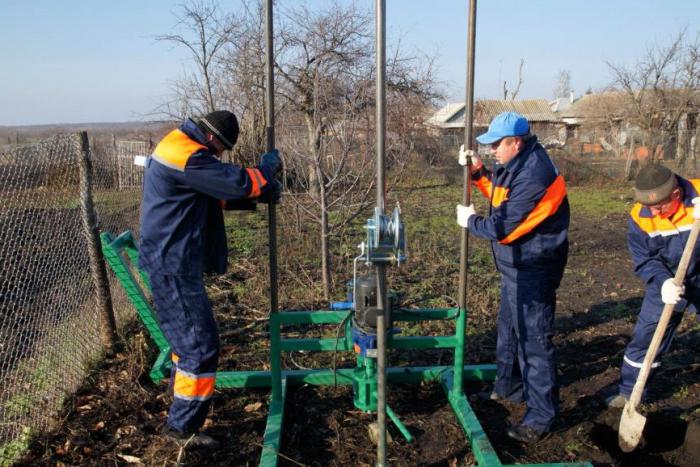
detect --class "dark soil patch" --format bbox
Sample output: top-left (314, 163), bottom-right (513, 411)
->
top-left (19, 202), bottom-right (700, 466)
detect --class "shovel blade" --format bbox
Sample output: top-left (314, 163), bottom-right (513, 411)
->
top-left (618, 402), bottom-right (646, 452)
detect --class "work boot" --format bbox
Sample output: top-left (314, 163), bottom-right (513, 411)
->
top-left (605, 393), bottom-right (628, 409)
top-left (475, 389), bottom-right (523, 404)
top-left (161, 425), bottom-right (221, 450)
top-left (506, 424), bottom-right (544, 444)
top-left (476, 391), bottom-right (502, 401)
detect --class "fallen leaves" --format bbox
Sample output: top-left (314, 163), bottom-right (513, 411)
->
top-left (117, 453), bottom-right (144, 465)
top-left (244, 401), bottom-right (263, 413)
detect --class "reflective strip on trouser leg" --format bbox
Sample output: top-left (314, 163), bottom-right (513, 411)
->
top-left (619, 287), bottom-right (686, 397)
top-left (503, 276), bottom-right (559, 433)
top-left (149, 273), bottom-right (220, 433)
top-left (495, 279), bottom-right (523, 401)
top-left (173, 368), bottom-right (216, 400)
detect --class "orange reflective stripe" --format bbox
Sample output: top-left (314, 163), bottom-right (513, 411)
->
top-left (474, 174), bottom-right (492, 199)
top-left (631, 202), bottom-right (694, 237)
top-left (171, 353), bottom-right (180, 364)
top-left (492, 186), bottom-right (510, 208)
top-left (500, 175), bottom-right (567, 245)
top-left (152, 129), bottom-right (207, 171)
top-left (173, 369), bottom-right (216, 399)
top-left (245, 168), bottom-right (268, 198)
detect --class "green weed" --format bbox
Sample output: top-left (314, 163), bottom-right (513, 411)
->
top-left (564, 441), bottom-right (582, 455)
top-left (674, 385), bottom-right (690, 399)
top-left (567, 187), bottom-right (631, 217)
top-left (0, 426), bottom-right (33, 467)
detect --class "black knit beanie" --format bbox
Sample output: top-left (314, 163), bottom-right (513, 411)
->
top-left (634, 163), bottom-right (678, 205)
top-left (198, 110), bottom-right (239, 150)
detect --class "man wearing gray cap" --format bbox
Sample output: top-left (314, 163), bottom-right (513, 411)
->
top-left (607, 163), bottom-right (700, 408)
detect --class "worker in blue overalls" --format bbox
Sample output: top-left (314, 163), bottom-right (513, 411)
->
top-left (607, 164), bottom-right (700, 408)
top-left (139, 110), bottom-right (282, 448)
top-left (456, 111), bottom-right (570, 443)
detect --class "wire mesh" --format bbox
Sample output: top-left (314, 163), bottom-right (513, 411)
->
top-left (0, 134), bottom-right (144, 464)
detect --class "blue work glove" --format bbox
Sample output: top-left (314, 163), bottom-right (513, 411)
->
top-left (259, 179), bottom-right (283, 205)
top-left (260, 149), bottom-right (282, 176)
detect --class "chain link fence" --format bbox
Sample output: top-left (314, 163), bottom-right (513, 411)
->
top-left (0, 134), bottom-right (143, 464)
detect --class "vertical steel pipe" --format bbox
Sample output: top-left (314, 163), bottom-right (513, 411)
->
top-left (455, 0), bottom-right (477, 394)
top-left (375, 1), bottom-right (387, 465)
top-left (265, 0), bottom-right (282, 400)
top-left (376, 0), bottom-right (386, 213)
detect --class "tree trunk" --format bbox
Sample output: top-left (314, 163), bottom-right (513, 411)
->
top-left (320, 186), bottom-right (331, 300)
top-left (305, 114), bottom-right (321, 198)
top-left (624, 135), bottom-right (636, 180)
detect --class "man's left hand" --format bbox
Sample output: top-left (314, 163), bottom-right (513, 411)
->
top-left (456, 203), bottom-right (476, 228)
top-left (261, 149), bottom-right (282, 176)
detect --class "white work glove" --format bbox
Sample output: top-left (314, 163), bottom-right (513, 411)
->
top-left (661, 278), bottom-right (684, 305)
top-left (458, 144), bottom-right (483, 171)
top-left (693, 197), bottom-right (700, 219)
top-left (456, 203), bottom-right (476, 228)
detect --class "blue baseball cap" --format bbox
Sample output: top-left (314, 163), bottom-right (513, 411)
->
top-left (476, 111), bottom-right (529, 145)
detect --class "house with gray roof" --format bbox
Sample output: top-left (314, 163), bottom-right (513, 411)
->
top-left (428, 99), bottom-right (566, 148)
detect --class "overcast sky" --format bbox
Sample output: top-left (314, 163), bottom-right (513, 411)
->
top-left (1, 0), bottom-right (697, 125)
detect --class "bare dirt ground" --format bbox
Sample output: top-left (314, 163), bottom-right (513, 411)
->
top-left (19, 190), bottom-right (700, 466)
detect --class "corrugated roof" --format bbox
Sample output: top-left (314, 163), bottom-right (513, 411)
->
top-left (427, 99), bottom-right (559, 129)
top-left (476, 99), bottom-right (558, 123)
top-left (559, 92), bottom-right (626, 119)
top-left (426, 102), bottom-right (465, 126)
top-left (560, 90), bottom-right (700, 119)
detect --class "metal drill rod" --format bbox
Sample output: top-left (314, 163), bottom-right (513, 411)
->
top-left (455, 0), bottom-right (477, 394)
top-left (375, 0), bottom-right (387, 465)
top-left (265, 0), bottom-right (282, 400)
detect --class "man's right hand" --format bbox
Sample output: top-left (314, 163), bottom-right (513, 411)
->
top-left (458, 144), bottom-right (483, 173)
top-left (259, 179), bottom-right (282, 205)
top-left (261, 149), bottom-right (282, 175)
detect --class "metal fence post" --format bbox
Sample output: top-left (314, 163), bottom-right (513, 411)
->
top-left (77, 131), bottom-right (116, 353)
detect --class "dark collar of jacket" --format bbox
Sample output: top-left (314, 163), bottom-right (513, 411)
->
top-left (494, 134), bottom-right (539, 175)
top-left (179, 118), bottom-right (219, 154)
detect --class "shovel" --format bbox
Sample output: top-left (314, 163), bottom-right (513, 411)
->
top-left (619, 207), bottom-right (700, 452)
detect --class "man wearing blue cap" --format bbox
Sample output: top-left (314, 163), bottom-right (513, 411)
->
top-left (456, 111), bottom-right (570, 443)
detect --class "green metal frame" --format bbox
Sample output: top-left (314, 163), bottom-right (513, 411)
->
top-left (101, 231), bottom-right (591, 467)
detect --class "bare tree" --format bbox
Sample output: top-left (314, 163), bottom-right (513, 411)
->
top-left (275, 1), bottom-right (437, 298)
top-left (156, 0), bottom-right (238, 117)
top-left (502, 59), bottom-right (524, 100)
top-left (553, 69), bottom-right (572, 99)
top-left (606, 29), bottom-right (700, 167)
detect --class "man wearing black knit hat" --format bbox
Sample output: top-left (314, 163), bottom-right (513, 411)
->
top-left (607, 163), bottom-right (700, 408)
top-left (139, 110), bottom-right (282, 448)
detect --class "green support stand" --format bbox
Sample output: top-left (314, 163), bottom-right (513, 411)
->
top-left (101, 231), bottom-right (591, 467)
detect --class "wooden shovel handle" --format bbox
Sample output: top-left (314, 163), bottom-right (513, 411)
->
top-left (628, 217), bottom-right (700, 408)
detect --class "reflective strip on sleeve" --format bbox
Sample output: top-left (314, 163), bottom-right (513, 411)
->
top-left (245, 168), bottom-right (268, 198)
top-left (474, 173), bottom-right (492, 199)
top-left (500, 175), bottom-right (567, 245)
top-left (173, 368), bottom-right (216, 401)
